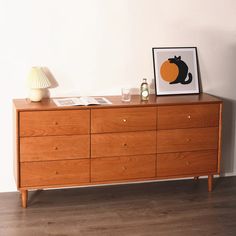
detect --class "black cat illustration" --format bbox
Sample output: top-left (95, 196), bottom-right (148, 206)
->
top-left (168, 56), bottom-right (192, 85)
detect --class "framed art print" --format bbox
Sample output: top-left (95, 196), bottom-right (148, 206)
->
top-left (152, 47), bottom-right (200, 95)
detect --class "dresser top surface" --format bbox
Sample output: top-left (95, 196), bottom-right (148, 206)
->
top-left (13, 93), bottom-right (222, 111)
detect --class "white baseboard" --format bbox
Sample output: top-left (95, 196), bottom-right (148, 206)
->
top-left (220, 172), bottom-right (236, 177)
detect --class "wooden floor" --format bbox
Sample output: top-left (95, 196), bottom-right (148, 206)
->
top-left (0, 177), bottom-right (236, 236)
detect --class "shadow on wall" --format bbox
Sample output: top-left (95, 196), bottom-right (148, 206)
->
top-left (42, 67), bottom-right (59, 98)
top-left (219, 42), bottom-right (236, 175)
top-left (221, 97), bottom-right (236, 175)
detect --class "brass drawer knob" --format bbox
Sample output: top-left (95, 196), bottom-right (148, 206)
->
top-left (123, 118), bottom-right (127, 122)
top-left (187, 115), bottom-right (191, 119)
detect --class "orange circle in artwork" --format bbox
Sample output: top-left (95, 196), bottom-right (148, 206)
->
top-left (160, 60), bottom-right (179, 82)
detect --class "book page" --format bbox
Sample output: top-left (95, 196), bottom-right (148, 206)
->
top-left (79, 97), bottom-right (112, 105)
top-left (53, 98), bottom-right (84, 107)
top-left (53, 97), bottom-right (112, 107)
top-left (94, 97), bottom-right (112, 105)
top-left (79, 97), bottom-right (99, 105)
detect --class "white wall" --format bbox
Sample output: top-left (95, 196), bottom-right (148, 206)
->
top-left (0, 0), bottom-right (235, 192)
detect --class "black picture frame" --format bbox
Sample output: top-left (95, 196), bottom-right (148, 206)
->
top-left (152, 47), bottom-right (200, 96)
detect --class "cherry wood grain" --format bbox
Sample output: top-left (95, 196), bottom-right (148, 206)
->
top-left (157, 104), bottom-right (220, 130)
top-left (91, 155), bottom-right (156, 182)
top-left (13, 107), bottom-right (20, 189)
top-left (208, 174), bottom-right (213, 192)
top-left (20, 110), bottom-right (90, 137)
top-left (156, 150), bottom-right (218, 177)
top-left (20, 135), bottom-right (90, 162)
top-left (13, 93), bottom-right (222, 111)
top-left (91, 131), bottom-right (156, 158)
top-left (12, 93), bottom-right (223, 207)
top-left (20, 159), bottom-right (90, 187)
top-left (20, 189), bottom-right (28, 208)
top-left (91, 107), bottom-right (156, 133)
top-left (157, 127), bottom-right (219, 153)
top-left (217, 103), bottom-right (223, 173)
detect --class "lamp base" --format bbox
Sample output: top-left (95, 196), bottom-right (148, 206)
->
top-left (29, 89), bottom-right (44, 102)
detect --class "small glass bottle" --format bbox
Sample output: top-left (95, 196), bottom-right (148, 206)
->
top-left (140, 78), bottom-right (149, 101)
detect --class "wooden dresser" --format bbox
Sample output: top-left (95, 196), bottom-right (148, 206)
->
top-left (13, 93), bottom-right (222, 208)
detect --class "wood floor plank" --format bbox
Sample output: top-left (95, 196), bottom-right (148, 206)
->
top-left (0, 177), bottom-right (236, 236)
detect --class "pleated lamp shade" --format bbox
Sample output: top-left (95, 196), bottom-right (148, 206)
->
top-left (27, 67), bottom-right (51, 89)
top-left (27, 67), bottom-right (51, 102)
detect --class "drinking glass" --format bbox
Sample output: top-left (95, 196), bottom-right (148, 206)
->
top-left (121, 88), bottom-right (131, 102)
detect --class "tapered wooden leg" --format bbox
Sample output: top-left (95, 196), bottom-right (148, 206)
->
top-left (21, 190), bottom-right (28, 208)
top-left (208, 175), bottom-right (213, 192)
top-left (194, 176), bottom-right (199, 181)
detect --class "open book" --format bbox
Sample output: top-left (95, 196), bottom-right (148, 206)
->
top-left (53, 97), bottom-right (112, 107)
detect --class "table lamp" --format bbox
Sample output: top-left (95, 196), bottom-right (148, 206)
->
top-left (27, 67), bottom-right (51, 102)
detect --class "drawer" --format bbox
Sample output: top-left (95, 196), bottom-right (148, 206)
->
top-left (20, 135), bottom-right (90, 162)
top-left (91, 131), bottom-right (156, 158)
top-left (91, 107), bottom-right (156, 133)
top-left (156, 150), bottom-right (218, 177)
top-left (20, 159), bottom-right (90, 187)
top-left (91, 155), bottom-right (156, 182)
top-left (157, 127), bottom-right (218, 153)
top-left (20, 110), bottom-right (90, 137)
top-left (157, 104), bottom-right (219, 130)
